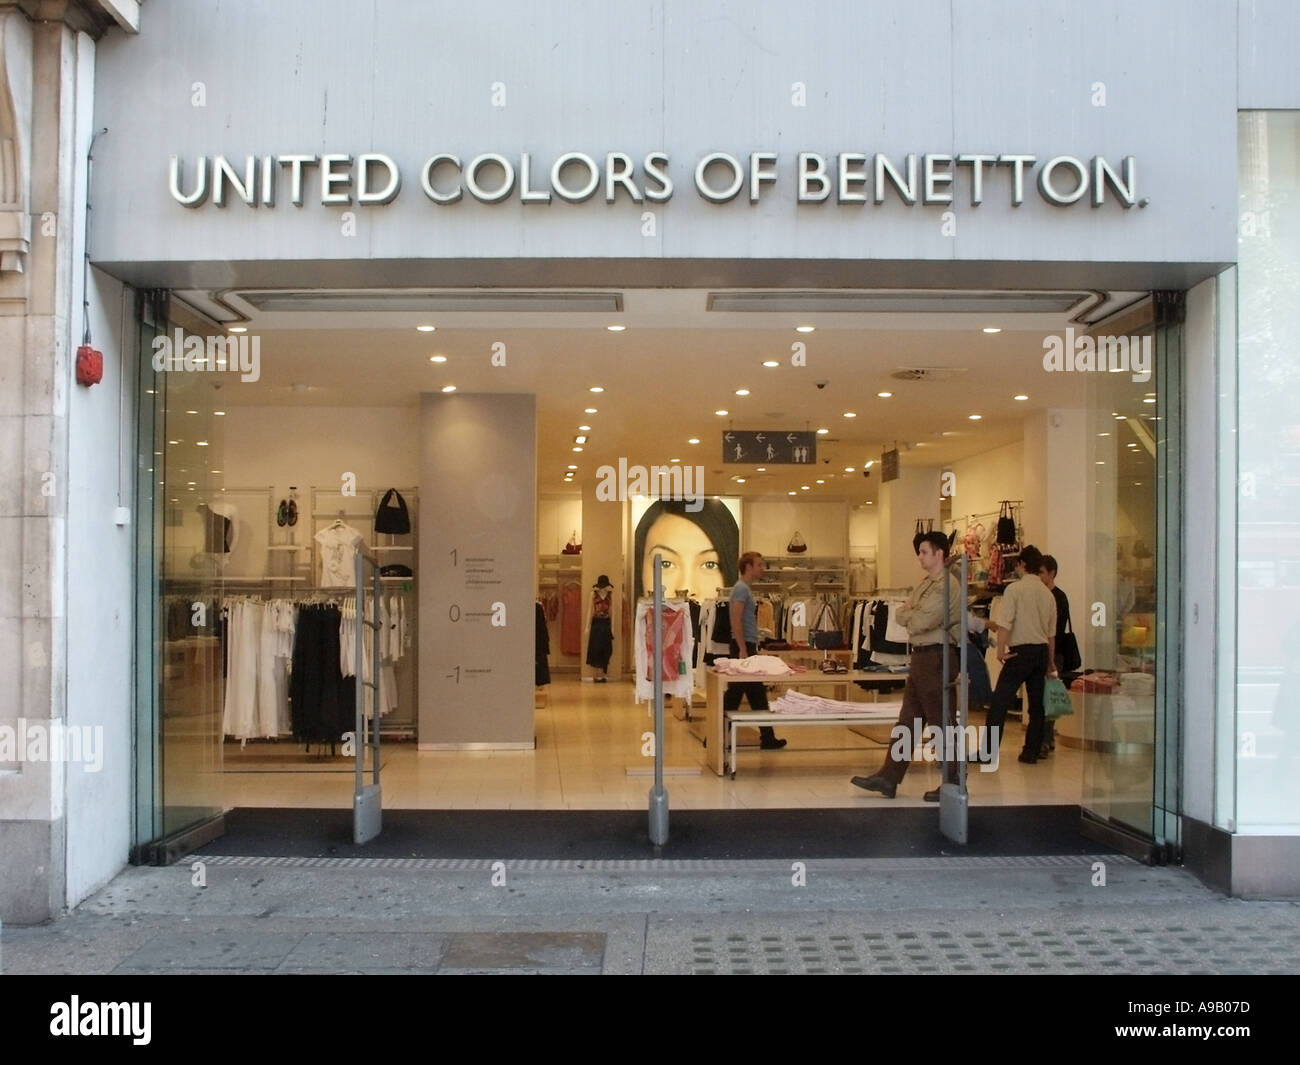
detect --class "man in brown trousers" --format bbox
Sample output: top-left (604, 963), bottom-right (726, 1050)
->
top-left (851, 530), bottom-right (963, 801)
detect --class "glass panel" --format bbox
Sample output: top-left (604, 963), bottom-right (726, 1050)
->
top-left (1236, 111), bottom-right (1300, 833)
top-left (135, 298), bottom-right (226, 848)
top-left (1080, 323), bottom-right (1160, 837)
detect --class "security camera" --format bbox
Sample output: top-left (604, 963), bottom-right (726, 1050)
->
top-left (862, 469), bottom-right (872, 479)
top-left (815, 380), bottom-right (828, 389)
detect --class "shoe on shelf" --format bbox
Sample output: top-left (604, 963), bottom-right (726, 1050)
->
top-left (286, 498), bottom-right (298, 526)
top-left (276, 500), bottom-right (288, 527)
top-left (850, 774), bottom-right (896, 798)
top-left (923, 787), bottom-right (942, 803)
top-left (1018, 751), bottom-right (1038, 764)
top-left (760, 736), bottom-right (787, 750)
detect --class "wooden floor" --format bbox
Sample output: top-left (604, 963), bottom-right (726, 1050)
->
top-left (211, 676), bottom-right (1088, 811)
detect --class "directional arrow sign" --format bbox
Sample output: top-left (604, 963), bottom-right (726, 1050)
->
top-left (723, 431), bottom-right (817, 465)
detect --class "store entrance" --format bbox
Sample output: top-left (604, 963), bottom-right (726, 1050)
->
top-left (133, 283), bottom-right (1172, 857)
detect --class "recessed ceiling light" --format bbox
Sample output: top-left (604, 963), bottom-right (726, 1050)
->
top-left (736, 478), bottom-right (746, 483)
top-left (816, 479), bottom-right (825, 484)
top-left (865, 460), bottom-right (875, 469)
top-left (210, 469), bottom-right (222, 474)
top-left (214, 410), bottom-right (226, 416)
top-left (1143, 397), bottom-right (1156, 404)
top-left (969, 414), bottom-right (982, 420)
top-left (843, 411), bottom-right (856, 418)
top-left (441, 385), bottom-right (456, 393)
top-left (688, 438), bottom-right (700, 444)
top-left (762, 360), bottom-right (779, 368)
top-left (1098, 432), bottom-right (1110, 437)
top-left (572, 446), bottom-right (583, 452)
top-left (1014, 394), bottom-right (1029, 401)
top-left (817, 428), bottom-right (829, 435)
top-left (1096, 460), bottom-right (1106, 465)
top-left (590, 386), bottom-right (604, 393)
top-left (670, 458), bottom-right (681, 463)
top-left (877, 392), bottom-right (892, 399)
top-left (1134, 481), bottom-right (1143, 486)
top-left (575, 435), bottom-right (588, 444)
top-left (715, 409), bottom-right (729, 416)
top-left (735, 389), bottom-right (750, 396)
top-left (168, 440), bottom-right (179, 445)
top-left (788, 490), bottom-right (796, 496)
top-left (228, 325), bottom-right (248, 334)
top-left (801, 485), bottom-right (811, 490)
top-left (186, 409), bottom-right (198, 415)
top-left (186, 481), bottom-right (196, 486)
top-left (416, 324), bottom-right (436, 332)
top-left (606, 324), bottom-right (626, 332)
top-left (585, 408), bottom-right (597, 415)
top-left (865, 500), bottom-right (874, 505)
top-left (756, 467), bottom-right (766, 472)
top-left (567, 465), bottom-right (578, 470)
top-left (796, 325), bottom-right (815, 333)
top-left (429, 355), bottom-right (446, 363)
top-left (982, 327), bottom-right (1001, 334)
top-left (195, 441), bottom-right (209, 447)
top-left (579, 425), bottom-right (592, 431)
top-left (845, 467), bottom-right (855, 472)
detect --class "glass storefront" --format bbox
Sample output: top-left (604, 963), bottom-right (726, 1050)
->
top-left (1236, 111), bottom-right (1300, 833)
top-left (133, 292), bottom-right (226, 855)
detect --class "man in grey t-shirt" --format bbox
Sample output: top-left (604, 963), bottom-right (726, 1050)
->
top-left (727, 551), bottom-right (786, 750)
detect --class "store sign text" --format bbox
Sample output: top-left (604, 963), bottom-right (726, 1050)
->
top-left (168, 151), bottom-right (1139, 209)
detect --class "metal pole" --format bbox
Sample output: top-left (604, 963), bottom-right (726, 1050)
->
top-left (371, 562), bottom-right (382, 790)
top-left (959, 552), bottom-right (969, 791)
top-left (354, 551), bottom-right (364, 803)
top-left (648, 552), bottom-right (669, 846)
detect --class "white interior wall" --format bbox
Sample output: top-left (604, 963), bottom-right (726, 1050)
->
top-left (950, 440), bottom-right (1024, 534)
top-left (849, 506), bottom-right (878, 555)
top-left (538, 496), bottom-right (582, 555)
top-left (743, 500), bottom-right (847, 557)
top-left (878, 466), bottom-right (940, 588)
top-left (220, 405), bottom-right (420, 494)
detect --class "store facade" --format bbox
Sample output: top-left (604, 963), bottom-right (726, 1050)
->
top-left (2, 0), bottom-right (1298, 922)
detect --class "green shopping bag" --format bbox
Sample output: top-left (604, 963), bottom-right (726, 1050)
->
top-left (1044, 676), bottom-right (1074, 719)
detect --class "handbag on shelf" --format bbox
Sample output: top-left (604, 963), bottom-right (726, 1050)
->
top-left (1044, 676), bottom-right (1074, 719)
top-left (787, 531), bottom-right (807, 554)
top-left (562, 530), bottom-right (582, 555)
top-left (374, 488), bottom-right (411, 535)
top-left (810, 600), bottom-right (843, 649)
top-left (996, 501), bottom-right (1017, 546)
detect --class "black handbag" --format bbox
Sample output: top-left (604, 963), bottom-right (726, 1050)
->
top-left (1057, 616), bottom-right (1082, 673)
top-left (375, 488), bottom-right (411, 534)
top-left (810, 601), bottom-right (843, 649)
top-left (996, 501), bottom-right (1017, 545)
top-left (380, 564), bottom-right (413, 578)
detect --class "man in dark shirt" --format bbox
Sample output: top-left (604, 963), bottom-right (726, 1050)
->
top-left (1038, 554), bottom-right (1072, 756)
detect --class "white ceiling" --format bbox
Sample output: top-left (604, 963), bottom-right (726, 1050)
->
top-left (173, 287), bottom-right (1157, 501)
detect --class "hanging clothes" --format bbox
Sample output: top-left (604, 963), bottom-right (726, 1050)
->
top-left (535, 601), bottom-right (551, 685)
top-left (315, 521), bottom-right (364, 587)
top-left (560, 580), bottom-right (582, 655)
top-left (633, 600), bottom-right (695, 702)
top-left (289, 603), bottom-right (353, 745)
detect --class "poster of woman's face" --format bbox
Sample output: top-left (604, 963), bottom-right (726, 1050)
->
top-left (632, 497), bottom-right (742, 601)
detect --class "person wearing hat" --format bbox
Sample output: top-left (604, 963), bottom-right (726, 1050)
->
top-left (586, 575), bottom-right (615, 682)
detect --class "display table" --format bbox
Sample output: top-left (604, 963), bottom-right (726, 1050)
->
top-left (703, 667), bottom-right (905, 776)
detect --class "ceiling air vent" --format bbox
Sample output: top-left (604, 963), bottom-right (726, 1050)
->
top-left (889, 367), bottom-right (970, 382)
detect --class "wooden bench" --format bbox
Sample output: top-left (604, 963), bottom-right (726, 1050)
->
top-left (726, 703), bottom-right (903, 778)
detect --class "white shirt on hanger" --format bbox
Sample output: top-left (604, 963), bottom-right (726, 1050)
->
top-left (316, 522), bottom-right (364, 587)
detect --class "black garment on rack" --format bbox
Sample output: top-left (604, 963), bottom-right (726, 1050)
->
top-left (289, 604), bottom-right (353, 745)
top-left (688, 599), bottom-right (701, 666)
top-left (535, 601), bottom-right (551, 685)
top-left (711, 596), bottom-right (734, 646)
top-left (870, 601), bottom-right (909, 655)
